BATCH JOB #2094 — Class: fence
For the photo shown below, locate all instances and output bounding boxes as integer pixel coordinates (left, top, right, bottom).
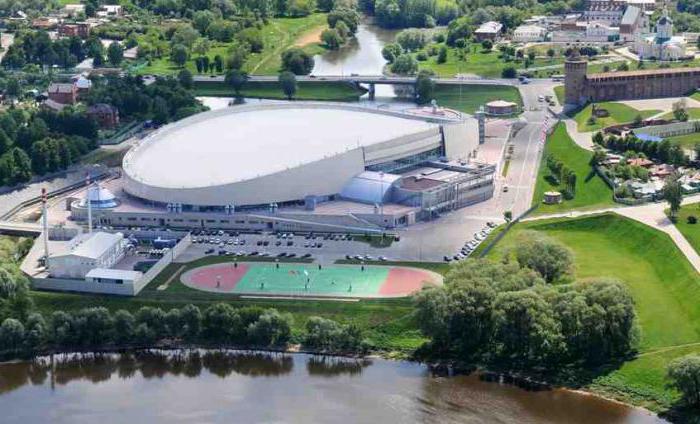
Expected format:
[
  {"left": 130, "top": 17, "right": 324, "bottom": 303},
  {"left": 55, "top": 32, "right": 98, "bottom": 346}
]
[
  {"left": 133, "top": 233, "right": 192, "bottom": 294},
  {"left": 99, "top": 121, "right": 144, "bottom": 146}
]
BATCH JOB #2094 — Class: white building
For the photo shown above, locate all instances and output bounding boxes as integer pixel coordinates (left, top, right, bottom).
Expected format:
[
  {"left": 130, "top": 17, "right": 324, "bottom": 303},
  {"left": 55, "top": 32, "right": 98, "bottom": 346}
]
[
  {"left": 474, "top": 21, "right": 503, "bottom": 41},
  {"left": 49, "top": 232, "right": 128, "bottom": 279},
  {"left": 513, "top": 25, "right": 548, "bottom": 42},
  {"left": 585, "top": 21, "right": 619, "bottom": 40},
  {"left": 85, "top": 268, "right": 143, "bottom": 286},
  {"left": 634, "top": 9, "right": 687, "bottom": 61},
  {"left": 97, "top": 5, "right": 123, "bottom": 17},
  {"left": 62, "top": 4, "right": 85, "bottom": 16}
]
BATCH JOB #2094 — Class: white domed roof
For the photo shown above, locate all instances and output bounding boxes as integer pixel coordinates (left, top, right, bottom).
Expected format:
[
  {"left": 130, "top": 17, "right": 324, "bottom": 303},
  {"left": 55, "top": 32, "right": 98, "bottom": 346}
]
[{"left": 81, "top": 185, "right": 119, "bottom": 208}]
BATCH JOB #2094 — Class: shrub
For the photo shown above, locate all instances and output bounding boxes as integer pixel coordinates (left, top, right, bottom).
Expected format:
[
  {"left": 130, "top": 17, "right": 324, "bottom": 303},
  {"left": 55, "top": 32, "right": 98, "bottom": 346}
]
[{"left": 688, "top": 215, "right": 697, "bottom": 224}]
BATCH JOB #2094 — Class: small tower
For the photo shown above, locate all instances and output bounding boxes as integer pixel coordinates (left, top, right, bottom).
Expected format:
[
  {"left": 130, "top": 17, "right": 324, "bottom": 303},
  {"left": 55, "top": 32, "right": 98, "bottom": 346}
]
[
  {"left": 564, "top": 49, "right": 588, "bottom": 106},
  {"left": 656, "top": 7, "right": 673, "bottom": 43}
]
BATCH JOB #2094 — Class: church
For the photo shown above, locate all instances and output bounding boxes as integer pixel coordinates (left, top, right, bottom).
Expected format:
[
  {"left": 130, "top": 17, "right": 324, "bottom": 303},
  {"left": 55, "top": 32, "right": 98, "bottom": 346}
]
[{"left": 633, "top": 9, "right": 687, "bottom": 61}]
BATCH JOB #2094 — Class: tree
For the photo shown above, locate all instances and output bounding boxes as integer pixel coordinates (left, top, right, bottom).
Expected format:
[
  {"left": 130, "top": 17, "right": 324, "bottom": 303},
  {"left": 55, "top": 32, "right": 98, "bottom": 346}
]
[
  {"left": 279, "top": 71, "right": 297, "bottom": 100},
  {"left": 501, "top": 66, "right": 517, "bottom": 78},
  {"left": 664, "top": 172, "right": 683, "bottom": 220},
  {"left": 382, "top": 43, "right": 403, "bottom": 63},
  {"left": 514, "top": 231, "right": 573, "bottom": 283},
  {"left": 321, "top": 29, "right": 343, "bottom": 50},
  {"left": 23, "top": 312, "right": 47, "bottom": 351},
  {"left": 113, "top": 309, "right": 135, "bottom": 344},
  {"left": 171, "top": 44, "right": 189, "bottom": 68},
  {"left": 107, "top": 42, "right": 123, "bottom": 67},
  {"left": 74, "top": 307, "right": 113, "bottom": 346},
  {"left": 390, "top": 54, "right": 418, "bottom": 75},
  {"left": 281, "top": 48, "right": 314, "bottom": 75},
  {"left": 415, "top": 70, "right": 435, "bottom": 104},
  {"left": 225, "top": 69, "right": 249, "bottom": 96},
  {"left": 177, "top": 69, "right": 193, "bottom": 89},
  {"left": 247, "top": 309, "right": 293, "bottom": 347},
  {"left": 0, "top": 318, "right": 25, "bottom": 353},
  {"left": 396, "top": 29, "right": 428, "bottom": 52},
  {"left": 237, "top": 28, "right": 264, "bottom": 53},
  {"left": 547, "top": 48, "right": 555, "bottom": 61},
  {"left": 0, "top": 267, "right": 33, "bottom": 322},
  {"left": 180, "top": 304, "right": 202, "bottom": 341},
  {"left": 481, "top": 39, "right": 493, "bottom": 51},
  {"left": 328, "top": 7, "right": 360, "bottom": 34},
  {"left": 437, "top": 45, "right": 448, "bottom": 64},
  {"left": 668, "top": 355, "right": 700, "bottom": 407},
  {"left": 202, "top": 303, "right": 242, "bottom": 342}
]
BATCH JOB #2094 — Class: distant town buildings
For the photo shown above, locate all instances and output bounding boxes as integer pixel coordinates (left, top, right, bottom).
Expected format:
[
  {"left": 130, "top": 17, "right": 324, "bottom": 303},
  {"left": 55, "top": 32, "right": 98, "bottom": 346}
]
[
  {"left": 58, "top": 22, "right": 91, "bottom": 38},
  {"left": 584, "top": 0, "right": 626, "bottom": 24},
  {"left": 620, "top": 5, "right": 644, "bottom": 41}
]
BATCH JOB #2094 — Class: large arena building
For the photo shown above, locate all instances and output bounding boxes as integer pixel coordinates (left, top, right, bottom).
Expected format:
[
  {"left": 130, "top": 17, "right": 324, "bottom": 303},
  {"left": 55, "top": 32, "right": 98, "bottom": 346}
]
[{"left": 70, "top": 103, "right": 495, "bottom": 233}]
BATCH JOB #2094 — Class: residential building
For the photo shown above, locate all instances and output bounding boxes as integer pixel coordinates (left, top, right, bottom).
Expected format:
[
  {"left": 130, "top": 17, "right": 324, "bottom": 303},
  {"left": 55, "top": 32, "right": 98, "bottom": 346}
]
[
  {"left": 513, "top": 25, "right": 548, "bottom": 42},
  {"left": 474, "top": 21, "right": 503, "bottom": 41},
  {"left": 87, "top": 103, "right": 120, "bottom": 128},
  {"left": 47, "top": 83, "right": 77, "bottom": 105},
  {"left": 58, "top": 22, "right": 90, "bottom": 38}
]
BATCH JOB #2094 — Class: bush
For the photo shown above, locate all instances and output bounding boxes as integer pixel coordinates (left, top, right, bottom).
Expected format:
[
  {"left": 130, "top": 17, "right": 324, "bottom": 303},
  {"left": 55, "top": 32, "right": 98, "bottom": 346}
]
[
  {"left": 501, "top": 66, "right": 517, "bottom": 78},
  {"left": 416, "top": 52, "right": 428, "bottom": 61},
  {"left": 688, "top": 215, "right": 697, "bottom": 224}
]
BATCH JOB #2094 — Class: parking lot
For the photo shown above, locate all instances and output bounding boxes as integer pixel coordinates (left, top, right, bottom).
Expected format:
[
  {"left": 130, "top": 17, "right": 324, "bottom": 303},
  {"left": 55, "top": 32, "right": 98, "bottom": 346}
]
[{"left": 176, "top": 230, "right": 403, "bottom": 265}]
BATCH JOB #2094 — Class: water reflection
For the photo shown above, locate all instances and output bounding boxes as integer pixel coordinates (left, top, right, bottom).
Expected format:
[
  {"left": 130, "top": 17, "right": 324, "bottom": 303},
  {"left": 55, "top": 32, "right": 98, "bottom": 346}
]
[{"left": 0, "top": 350, "right": 668, "bottom": 424}]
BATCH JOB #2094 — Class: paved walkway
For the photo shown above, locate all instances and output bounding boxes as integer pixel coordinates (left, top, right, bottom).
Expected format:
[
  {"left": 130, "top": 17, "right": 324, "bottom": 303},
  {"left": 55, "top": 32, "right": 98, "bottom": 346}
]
[
  {"left": 524, "top": 194, "right": 700, "bottom": 274},
  {"left": 562, "top": 117, "right": 596, "bottom": 151}
]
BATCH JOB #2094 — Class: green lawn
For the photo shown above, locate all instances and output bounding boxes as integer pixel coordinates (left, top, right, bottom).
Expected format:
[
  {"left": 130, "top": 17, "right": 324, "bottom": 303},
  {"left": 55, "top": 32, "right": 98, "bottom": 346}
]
[
  {"left": 532, "top": 123, "right": 616, "bottom": 214},
  {"left": 672, "top": 206, "right": 700, "bottom": 254},
  {"left": 415, "top": 46, "right": 564, "bottom": 79},
  {"left": 554, "top": 85, "right": 564, "bottom": 104},
  {"left": 660, "top": 108, "right": 700, "bottom": 121},
  {"left": 192, "top": 80, "right": 366, "bottom": 101},
  {"left": 664, "top": 132, "right": 700, "bottom": 149},
  {"left": 486, "top": 213, "right": 700, "bottom": 411},
  {"left": 432, "top": 84, "right": 522, "bottom": 114},
  {"left": 135, "top": 14, "right": 328, "bottom": 77},
  {"left": 574, "top": 102, "right": 661, "bottom": 132}
]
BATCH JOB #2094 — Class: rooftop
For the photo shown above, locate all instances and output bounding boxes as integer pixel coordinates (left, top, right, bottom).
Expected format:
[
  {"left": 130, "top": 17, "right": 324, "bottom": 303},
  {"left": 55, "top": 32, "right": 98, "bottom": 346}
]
[
  {"left": 123, "top": 104, "right": 440, "bottom": 190},
  {"left": 52, "top": 231, "right": 123, "bottom": 260}
]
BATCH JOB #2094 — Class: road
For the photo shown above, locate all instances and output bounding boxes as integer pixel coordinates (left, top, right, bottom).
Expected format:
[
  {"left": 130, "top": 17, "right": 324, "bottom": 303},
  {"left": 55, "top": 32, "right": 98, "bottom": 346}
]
[{"left": 193, "top": 74, "right": 517, "bottom": 86}]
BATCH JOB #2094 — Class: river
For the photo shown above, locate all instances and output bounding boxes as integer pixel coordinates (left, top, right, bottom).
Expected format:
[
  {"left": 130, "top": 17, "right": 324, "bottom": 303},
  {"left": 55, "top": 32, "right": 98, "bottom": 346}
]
[
  {"left": 312, "top": 23, "right": 401, "bottom": 99},
  {"left": 0, "top": 350, "right": 666, "bottom": 424}
]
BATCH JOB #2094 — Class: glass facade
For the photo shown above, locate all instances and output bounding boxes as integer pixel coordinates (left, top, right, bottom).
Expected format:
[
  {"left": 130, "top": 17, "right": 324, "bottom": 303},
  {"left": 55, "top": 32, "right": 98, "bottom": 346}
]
[{"left": 366, "top": 146, "right": 444, "bottom": 174}]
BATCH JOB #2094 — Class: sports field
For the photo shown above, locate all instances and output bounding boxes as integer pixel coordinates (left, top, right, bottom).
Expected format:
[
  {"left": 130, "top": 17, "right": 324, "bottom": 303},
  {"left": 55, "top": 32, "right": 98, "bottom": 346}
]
[{"left": 180, "top": 262, "right": 442, "bottom": 298}]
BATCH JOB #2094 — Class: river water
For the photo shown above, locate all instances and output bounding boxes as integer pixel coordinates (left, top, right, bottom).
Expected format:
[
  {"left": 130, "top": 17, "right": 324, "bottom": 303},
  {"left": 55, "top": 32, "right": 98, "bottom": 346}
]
[{"left": 0, "top": 350, "right": 666, "bottom": 424}]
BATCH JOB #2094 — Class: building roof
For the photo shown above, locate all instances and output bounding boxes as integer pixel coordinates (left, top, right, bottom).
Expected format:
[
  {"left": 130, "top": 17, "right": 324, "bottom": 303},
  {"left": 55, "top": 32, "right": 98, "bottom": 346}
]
[
  {"left": 86, "top": 268, "right": 143, "bottom": 281},
  {"left": 475, "top": 21, "right": 503, "bottom": 34},
  {"left": 53, "top": 231, "right": 123, "bottom": 260},
  {"left": 340, "top": 171, "right": 401, "bottom": 204},
  {"left": 620, "top": 5, "right": 641, "bottom": 26},
  {"left": 123, "top": 104, "right": 440, "bottom": 190},
  {"left": 48, "top": 83, "right": 75, "bottom": 94}
]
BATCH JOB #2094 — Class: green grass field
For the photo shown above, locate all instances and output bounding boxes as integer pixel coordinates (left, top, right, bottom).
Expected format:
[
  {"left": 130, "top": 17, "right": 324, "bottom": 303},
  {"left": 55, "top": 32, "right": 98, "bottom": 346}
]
[
  {"left": 192, "top": 80, "right": 366, "bottom": 101},
  {"left": 671, "top": 205, "right": 700, "bottom": 254},
  {"left": 663, "top": 132, "right": 700, "bottom": 149},
  {"left": 432, "top": 84, "right": 522, "bottom": 114},
  {"left": 486, "top": 213, "right": 700, "bottom": 411},
  {"left": 531, "top": 123, "right": 616, "bottom": 214},
  {"left": 136, "top": 14, "right": 327, "bottom": 77},
  {"left": 554, "top": 85, "right": 564, "bottom": 104},
  {"left": 574, "top": 102, "right": 661, "bottom": 132},
  {"left": 660, "top": 108, "right": 700, "bottom": 121},
  {"left": 414, "top": 47, "right": 565, "bottom": 78}
]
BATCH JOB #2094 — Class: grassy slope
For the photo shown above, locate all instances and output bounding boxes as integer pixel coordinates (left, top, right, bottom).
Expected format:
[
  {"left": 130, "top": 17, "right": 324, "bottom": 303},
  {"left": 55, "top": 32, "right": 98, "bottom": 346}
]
[
  {"left": 415, "top": 47, "right": 564, "bottom": 79},
  {"left": 664, "top": 132, "right": 700, "bottom": 149},
  {"left": 487, "top": 213, "right": 700, "bottom": 410},
  {"left": 660, "top": 108, "right": 700, "bottom": 120},
  {"left": 574, "top": 102, "right": 661, "bottom": 132},
  {"left": 672, "top": 206, "right": 700, "bottom": 253},
  {"left": 29, "top": 255, "right": 452, "bottom": 355},
  {"left": 431, "top": 84, "right": 522, "bottom": 114},
  {"left": 554, "top": 85, "right": 564, "bottom": 104},
  {"left": 531, "top": 123, "right": 615, "bottom": 214},
  {"left": 192, "top": 80, "right": 365, "bottom": 101},
  {"left": 136, "top": 14, "right": 327, "bottom": 77}
]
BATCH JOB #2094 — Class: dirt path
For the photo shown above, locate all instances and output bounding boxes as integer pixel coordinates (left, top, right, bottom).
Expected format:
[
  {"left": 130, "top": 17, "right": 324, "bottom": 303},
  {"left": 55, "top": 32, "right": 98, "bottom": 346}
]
[{"left": 295, "top": 26, "right": 324, "bottom": 47}]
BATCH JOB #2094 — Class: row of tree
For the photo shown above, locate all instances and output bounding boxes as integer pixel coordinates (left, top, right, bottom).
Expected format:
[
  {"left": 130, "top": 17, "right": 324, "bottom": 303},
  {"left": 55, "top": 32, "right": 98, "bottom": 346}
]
[
  {"left": 592, "top": 132, "right": 687, "bottom": 166},
  {"left": 415, "top": 233, "right": 638, "bottom": 367},
  {"left": 0, "top": 302, "right": 368, "bottom": 357},
  {"left": 545, "top": 154, "right": 577, "bottom": 199}
]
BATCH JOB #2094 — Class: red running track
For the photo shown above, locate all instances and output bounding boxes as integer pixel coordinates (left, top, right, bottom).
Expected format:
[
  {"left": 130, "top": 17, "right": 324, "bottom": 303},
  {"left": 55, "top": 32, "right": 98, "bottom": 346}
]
[
  {"left": 379, "top": 267, "right": 437, "bottom": 296},
  {"left": 186, "top": 264, "right": 250, "bottom": 291}
]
